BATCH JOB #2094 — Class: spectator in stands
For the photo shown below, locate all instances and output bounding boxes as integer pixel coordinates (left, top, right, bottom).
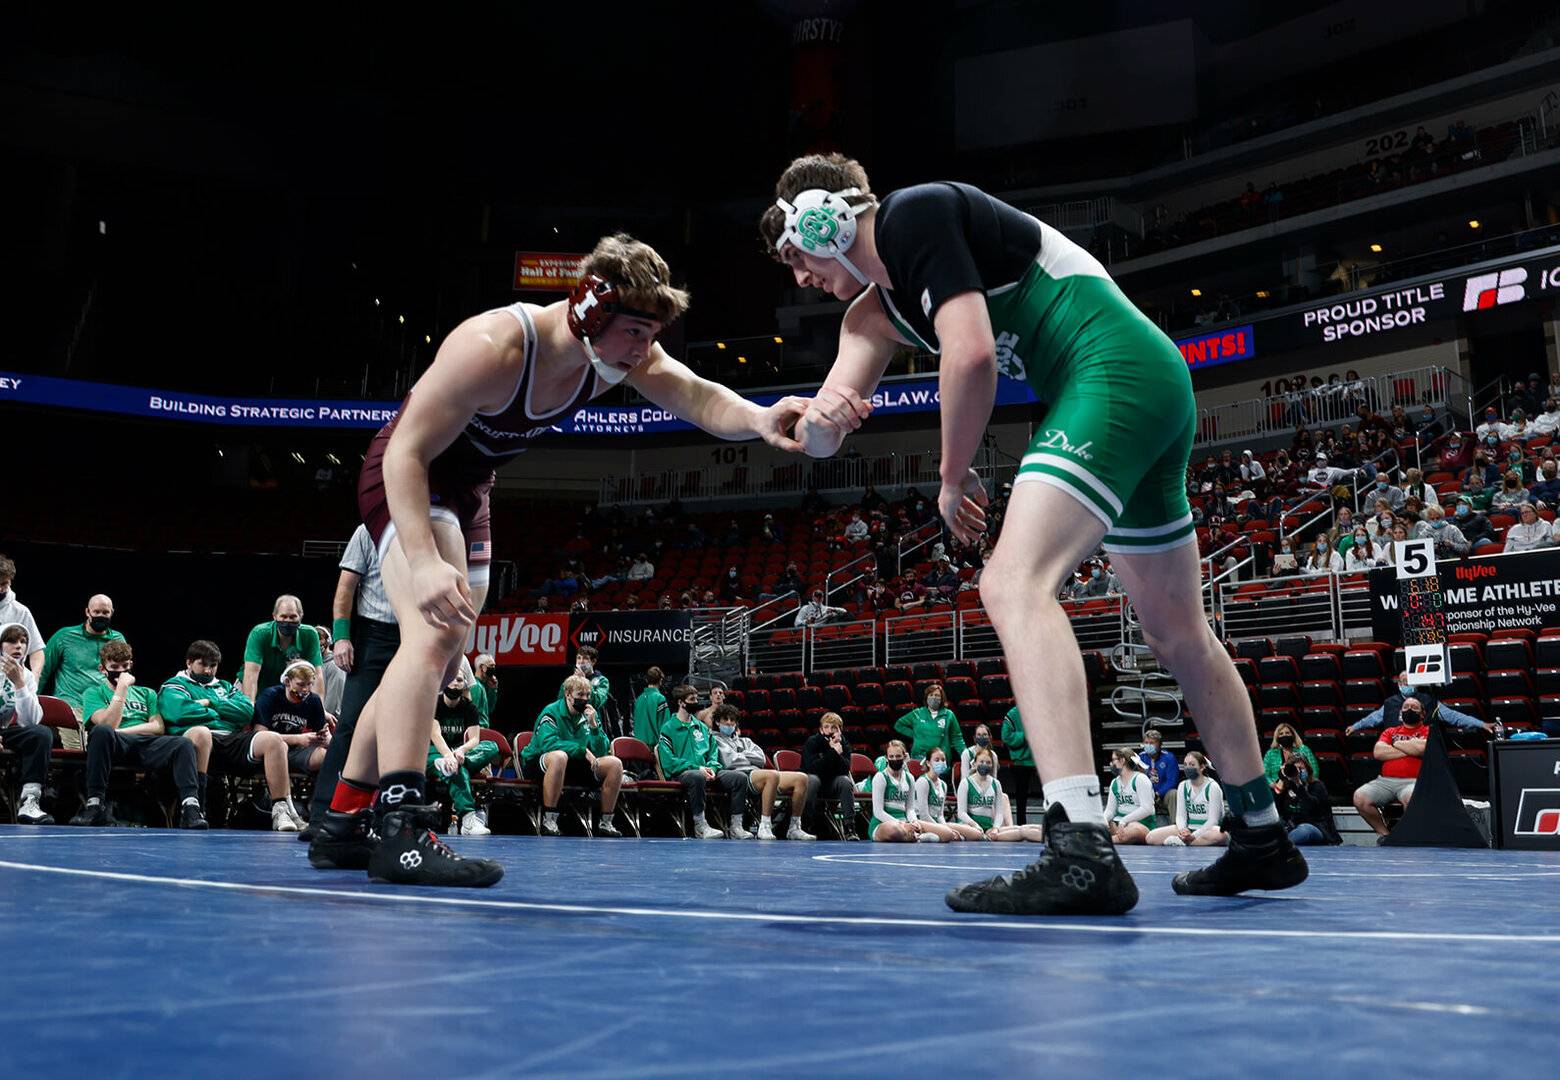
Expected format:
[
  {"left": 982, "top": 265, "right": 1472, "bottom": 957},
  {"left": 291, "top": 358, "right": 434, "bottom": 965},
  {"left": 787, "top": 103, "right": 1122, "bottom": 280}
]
[
  {"left": 560, "top": 646, "right": 610, "bottom": 710},
  {"left": 1328, "top": 507, "right": 1359, "bottom": 552},
  {"left": 1505, "top": 502, "right": 1555, "bottom": 553},
  {"left": 710, "top": 703, "right": 814, "bottom": 840},
  {"left": 1368, "top": 473, "right": 1405, "bottom": 511},
  {"left": 1135, "top": 729, "right": 1180, "bottom": 818},
  {"left": 541, "top": 566, "right": 581, "bottom": 598},
  {"left": 959, "top": 722, "right": 994, "bottom": 779},
  {"left": 1276, "top": 752, "right": 1339, "bottom": 846},
  {"left": 466, "top": 653, "right": 498, "bottom": 727},
  {"left": 958, "top": 745, "right": 1043, "bottom": 841},
  {"left": 860, "top": 482, "right": 887, "bottom": 515},
  {"left": 72, "top": 639, "right": 206, "bottom": 829},
  {"left": 1489, "top": 468, "right": 1531, "bottom": 512},
  {"left": 895, "top": 682, "right": 966, "bottom": 763},
  {"left": 429, "top": 669, "right": 501, "bottom": 837},
  {"left": 312, "top": 625, "right": 347, "bottom": 717},
  {"left": 1417, "top": 505, "right": 1470, "bottom": 559},
  {"left": 1302, "top": 532, "right": 1342, "bottom": 576},
  {"left": 159, "top": 640, "right": 302, "bottom": 832},
  {"left": 1506, "top": 445, "right": 1535, "bottom": 485},
  {"left": 534, "top": 597, "right": 552, "bottom": 613},
  {"left": 1380, "top": 522, "right": 1412, "bottom": 565},
  {"left": 677, "top": 522, "right": 707, "bottom": 550},
  {"left": 922, "top": 556, "right": 961, "bottom": 603},
  {"left": 0, "top": 623, "right": 53, "bottom": 823},
  {"left": 843, "top": 510, "right": 869, "bottom": 543},
  {"left": 1105, "top": 750, "right": 1155, "bottom": 844},
  {"left": 0, "top": 560, "right": 45, "bottom": 683},
  {"left": 1476, "top": 408, "right": 1512, "bottom": 442},
  {"left": 40, "top": 594, "right": 125, "bottom": 717},
  {"left": 1516, "top": 375, "right": 1544, "bottom": 418},
  {"left": 1533, "top": 398, "right": 1560, "bottom": 438},
  {"left": 869, "top": 740, "right": 928, "bottom": 842},
  {"left": 775, "top": 562, "right": 806, "bottom": 598},
  {"left": 795, "top": 589, "right": 845, "bottom": 628},
  {"left": 1263, "top": 723, "right": 1320, "bottom": 793},
  {"left": 1303, "top": 452, "right": 1359, "bottom": 494},
  {"left": 1508, "top": 411, "right": 1535, "bottom": 443},
  {"left": 1354, "top": 695, "right": 1430, "bottom": 840},
  {"left": 1460, "top": 462, "right": 1493, "bottom": 508},
  {"left": 631, "top": 666, "right": 668, "bottom": 747},
  {"left": 1437, "top": 431, "right": 1472, "bottom": 474},
  {"left": 1401, "top": 468, "right": 1438, "bottom": 509},
  {"left": 1271, "top": 536, "right": 1299, "bottom": 576},
  {"left": 895, "top": 587, "right": 927, "bottom": 613},
  {"left": 801, "top": 711, "right": 856, "bottom": 836},
  {"left": 1344, "top": 529, "right": 1385, "bottom": 571},
  {"left": 720, "top": 519, "right": 743, "bottom": 548},
  {"left": 1147, "top": 752, "right": 1224, "bottom": 847},
  {"left": 655, "top": 683, "right": 724, "bottom": 839},
  {"left": 1347, "top": 670, "right": 1488, "bottom": 737},
  {"left": 998, "top": 706, "right": 1035, "bottom": 825},
  {"left": 241, "top": 595, "right": 324, "bottom": 703},
  {"left": 252, "top": 659, "right": 330, "bottom": 781},
  {"left": 760, "top": 513, "right": 784, "bottom": 545},
  {"left": 1530, "top": 460, "right": 1560, "bottom": 507},
  {"left": 912, "top": 746, "right": 967, "bottom": 841},
  {"left": 1239, "top": 449, "right": 1266, "bottom": 490},
  {"left": 1454, "top": 498, "right": 1497, "bottom": 549},
  {"left": 523, "top": 674, "right": 625, "bottom": 838}
]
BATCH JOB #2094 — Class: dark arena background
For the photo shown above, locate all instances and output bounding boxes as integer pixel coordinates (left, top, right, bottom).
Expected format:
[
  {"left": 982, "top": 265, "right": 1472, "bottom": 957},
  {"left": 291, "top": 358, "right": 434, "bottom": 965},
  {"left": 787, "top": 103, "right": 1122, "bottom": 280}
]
[{"left": 5, "top": 3, "right": 1560, "bottom": 1077}]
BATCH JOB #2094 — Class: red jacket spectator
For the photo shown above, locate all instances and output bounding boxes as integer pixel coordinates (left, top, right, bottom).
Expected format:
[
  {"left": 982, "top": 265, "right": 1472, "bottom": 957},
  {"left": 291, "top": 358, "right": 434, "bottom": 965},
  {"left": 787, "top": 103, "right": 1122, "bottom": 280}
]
[{"left": 1437, "top": 434, "right": 1473, "bottom": 473}]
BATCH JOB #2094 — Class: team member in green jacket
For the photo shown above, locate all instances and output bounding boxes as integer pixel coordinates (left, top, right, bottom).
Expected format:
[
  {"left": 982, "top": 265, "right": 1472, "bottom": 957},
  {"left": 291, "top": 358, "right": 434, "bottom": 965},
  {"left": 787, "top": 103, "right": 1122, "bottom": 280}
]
[
  {"left": 558, "top": 646, "right": 611, "bottom": 711},
  {"left": 468, "top": 653, "right": 499, "bottom": 726},
  {"left": 429, "top": 669, "right": 501, "bottom": 837},
  {"left": 632, "top": 665, "right": 670, "bottom": 746},
  {"left": 656, "top": 683, "right": 724, "bottom": 840},
  {"left": 40, "top": 594, "right": 125, "bottom": 715},
  {"left": 522, "top": 673, "right": 624, "bottom": 837},
  {"left": 241, "top": 595, "right": 325, "bottom": 703},
  {"left": 159, "top": 639, "right": 303, "bottom": 831},
  {"left": 1000, "top": 705, "right": 1037, "bottom": 825},
  {"left": 893, "top": 682, "right": 966, "bottom": 761},
  {"left": 71, "top": 639, "right": 207, "bottom": 829}
]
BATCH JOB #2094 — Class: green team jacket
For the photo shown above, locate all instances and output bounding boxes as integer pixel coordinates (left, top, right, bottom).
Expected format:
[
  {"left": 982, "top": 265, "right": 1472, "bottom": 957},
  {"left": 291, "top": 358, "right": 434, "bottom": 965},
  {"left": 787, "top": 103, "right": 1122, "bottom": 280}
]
[
  {"left": 41, "top": 624, "right": 126, "bottom": 708},
  {"left": 158, "top": 672, "right": 254, "bottom": 735},
  {"left": 894, "top": 706, "right": 966, "bottom": 760},
  {"left": 522, "top": 698, "right": 608, "bottom": 768},
  {"left": 657, "top": 713, "right": 720, "bottom": 777},
  {"left": 1001, "top": 706, "right": 1034, "bottom": 767},
  {"left": 469, "top": 680, "right": 498, "bottom": 726},
  {"left": 559, "top": 672, "right": 611, "bottom": 712},
  {"left": 632, "top": 686, "right": 668, "bottom": 747}
]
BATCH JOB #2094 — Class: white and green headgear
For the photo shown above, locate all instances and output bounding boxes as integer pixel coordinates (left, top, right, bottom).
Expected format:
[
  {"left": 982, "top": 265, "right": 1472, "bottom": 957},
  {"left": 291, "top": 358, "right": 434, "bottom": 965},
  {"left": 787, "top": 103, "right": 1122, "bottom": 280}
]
[{"left": 774, "top": 187, "right": 871, "bottom": 286}]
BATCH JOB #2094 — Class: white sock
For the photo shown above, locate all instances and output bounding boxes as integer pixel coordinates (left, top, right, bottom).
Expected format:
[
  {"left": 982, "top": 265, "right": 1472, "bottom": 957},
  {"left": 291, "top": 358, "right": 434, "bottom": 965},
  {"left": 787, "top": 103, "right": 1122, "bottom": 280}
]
[
  {"left": 182, "top": 797, "right": 200, "bottom": 808},
  {"left": 1243, "top": 803, "right": 1281, "bottom": 827},
  {"left": 85, "top": 796, "right": 103, "bottom": 807},
  {"left": 694, "top": 813, "right": 708, "bottom": 828},
  {"left": 543, "top": 810, "right": 559, "bottom": 825},
  {"left": 1043, "top": 775, "right": 1106, "bottom": 826},
  {"left": 21, "top": 783, "right": 41, "bottom": 801},
  {"left": 731, "top": 811, "right": 744, "bottom": 831},
  {"left": 761, "top": 815, "right": 773, "bottom": 828}
]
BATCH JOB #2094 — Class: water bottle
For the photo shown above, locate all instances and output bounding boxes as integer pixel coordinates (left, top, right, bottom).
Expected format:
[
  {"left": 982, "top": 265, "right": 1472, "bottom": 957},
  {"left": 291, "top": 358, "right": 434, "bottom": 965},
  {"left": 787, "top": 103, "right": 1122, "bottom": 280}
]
[{"left": 1493, "top": 717, "right": 1507, "bottom": 740}]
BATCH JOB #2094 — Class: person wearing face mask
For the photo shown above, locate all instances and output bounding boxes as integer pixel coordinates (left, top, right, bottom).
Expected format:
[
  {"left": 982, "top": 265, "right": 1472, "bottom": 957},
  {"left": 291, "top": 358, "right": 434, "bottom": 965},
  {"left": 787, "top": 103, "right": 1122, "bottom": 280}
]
[
  {"left": 1529, "top": 459, "right": 1560, "bottom": 508},
  {"left": 1343, "top": 529, "right": 1383, "bottom": 571},
  {"left": 1476, "top": 409, "right": 1512, "bottom": 442},
  {"left": 0, "top": 623, "right": 54, "bottom": 823},
  {"left": 1452, "top": 497, "right": 1497, "bottom": 549},
  {"left": 1533, "top": 398, "right": 1560, "bottom": 438},
  {"left": 870, "top": 740, "right": 931, "bottom": 842},
  {"left": 999, "top": 706, "right": 1036, "bottom": 825},
  {"left": 425, "top": 669, "right": 500, "bottom": 836},
  {"left": 1399, "top": 467, "right": 1437, "bottom": 510},
  {"left": 1364, "top": 497, "right": 1395, "bottom": 539},
  {"left": 253, "top": 661, "right": 332, "bottom": 781},
  {"left": 958, "top": 746, "right": 1045, "bottom": 842},
  {"left": 1504, "top": 501, "right": 1555, "bottom": 553},
  {"left": 159, "top": 640, "right": 305, "bottom": 832},
  {"left": 1413, "top": 505, "right": 1470, "bottom": 558},
  {"left": 655, "top": 684, "right": 726, "bottom": 840},
  {"left": 1148, "top": 752, "right": 1225, "bottom": 847},
  {"left": 1103, "top": 750, "right": 1155, "bottom": 844},
  {"left": 1261, "top": 724, "right": 1319, "bottom": 792},
  {"left": 1134, "top": 729, "right": 1180, "bottom": 819},
  {"left": 0, "top": 556, "right": 45, "bottom": 681},
  {"left": 1271, "top": 535, "right": 1299, "bottom": 576},
  {"left": 241, "top": 595, "right": 323, "bottom": 704},
  {"left": 710, "top": 703, "right": 815, "bottom": 840},
  {"left": 913, "top": 748, "right": 968, "bottom": 841},
  {"left": 894, "top": 682, "right": 966, "bottom": 763},
  {"left": 523, "top": 674, "right": 625, "bottom": 839},
  {"left": 1353, "top": 696, "right": 1430, "bottom": 839},
  {"left": 960, "top": 723, "right": 996, "bottom": 779},
  {"left": 1347, "top": 670, "right": 1488, "bottom": 736},
  {"left": 1276, "top": 754, "right": 1340, "bottom": 846},
  {"left": 1490, "top": 469, "right": 1531, "bottom": 512},
  {"left": 1369, "top": 474, "right": 1406, "bottom": 515},
  {"left": 39, "top": 593, "right": 126, "bottom": 718},
  {"left": 558, "top": 646, "right": 610, "bottom": 713},
  {"left": 1301, "top": 532, "right": 1342, "bottom": 576},
  {"left": 1436, "top": 431, "right": 1472, "bottom": 473},
  {"left": 73, "top": 639, "right": 206, "bottom": 829}
]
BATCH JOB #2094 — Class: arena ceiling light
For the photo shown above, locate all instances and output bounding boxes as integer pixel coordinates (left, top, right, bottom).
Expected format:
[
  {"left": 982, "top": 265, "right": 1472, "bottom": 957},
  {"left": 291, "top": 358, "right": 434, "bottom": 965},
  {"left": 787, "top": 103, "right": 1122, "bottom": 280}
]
[
  {"left": 738, "top": 355, "right": 748, "bottom": 364},
  {"left": 1255, "top": 290, "right": 1270, "bottom": 299},
  {"left": 397, "top": 314, "right": 405, "bottom": 324},
  {"left": 1189, "top": 288, "right": 1202, "bottom": 297},
  {"left": 773, "top": 336, "right": 784, "bottom": 344},
  {"left": 716, "top": 341, "right": 727, "bottom": 350},
  {"left": 424, "top": 334, "right": 431, "bottom": 344},
  {"left": 1468, "top": 219, "right": 1481, "bottom": 229},
  {"left": 1369, "top": 243, "right": 1383, "bottom": 253}
]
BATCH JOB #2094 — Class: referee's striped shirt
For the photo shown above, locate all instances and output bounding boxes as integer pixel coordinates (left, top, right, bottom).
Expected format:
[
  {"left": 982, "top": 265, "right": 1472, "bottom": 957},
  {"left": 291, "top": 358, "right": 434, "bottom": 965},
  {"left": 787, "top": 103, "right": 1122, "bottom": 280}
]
[{"left": 342, "top": 525, "right": 398, "bottom": 625}]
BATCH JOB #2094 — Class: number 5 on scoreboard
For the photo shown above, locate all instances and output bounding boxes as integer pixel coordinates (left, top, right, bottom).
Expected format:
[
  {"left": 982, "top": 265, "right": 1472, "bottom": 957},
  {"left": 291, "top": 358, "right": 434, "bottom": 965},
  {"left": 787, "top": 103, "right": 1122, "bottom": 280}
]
[{"left": 1394, "top": 538, "right": 1436, "bottom": 580}]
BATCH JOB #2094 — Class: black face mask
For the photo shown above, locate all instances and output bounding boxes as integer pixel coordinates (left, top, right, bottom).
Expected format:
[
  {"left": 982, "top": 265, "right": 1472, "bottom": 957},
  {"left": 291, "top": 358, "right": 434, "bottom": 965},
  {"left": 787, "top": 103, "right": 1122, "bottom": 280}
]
[
  {"left": 886, "top": 758, "right": 905, "bottom": 771},
  {"left": 189, "top": 670, "right": 215, "bottom": 685},
  {"left": 1278, "top": 735, "right": 1295, "bottom": 748},
  {"left": 88, "top": 616, "right": 112, "bottom": 634},
  {"left": 104, "top": 669, "right": 128, "bottom": 685},
  {"left": 276, "top": 621, "right": 299, "bottom": 638},
  {"left": 0, "top": 590, "right": 9, "bottom": 603}
]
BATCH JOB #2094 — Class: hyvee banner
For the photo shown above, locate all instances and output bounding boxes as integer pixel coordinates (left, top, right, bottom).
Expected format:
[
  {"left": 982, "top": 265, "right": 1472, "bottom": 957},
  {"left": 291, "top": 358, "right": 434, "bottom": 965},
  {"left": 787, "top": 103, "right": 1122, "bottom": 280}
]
[
  {"left": 1369, "top": 548, "right": 1560, "bottom": 644},
  {"left": 569, "top": 610, "right": 693, "bottom": 666},
  {"left": 471, "top": 613, "right": 569, "bottom": 666}
]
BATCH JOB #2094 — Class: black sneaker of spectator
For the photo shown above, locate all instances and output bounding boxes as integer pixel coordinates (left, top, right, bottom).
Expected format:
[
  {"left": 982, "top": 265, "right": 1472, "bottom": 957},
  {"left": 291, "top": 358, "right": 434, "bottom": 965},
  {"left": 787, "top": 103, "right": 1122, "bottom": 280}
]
[
  {"left": 1172, "top": 821, "right": 1308, "bottom": 896},
  {"left": 308, "top": 808, "right": 378, "bottom": 870},
  {"left": 367, "top": 805, "right": 504, "bottom": 888},
  {"left": 179, "top": 801, "right": 209, "bottom": 830},
  {"left": 69, "top": 801, "right": 111, "bottom": 827},
  {"left": 945, "top": 803, "right": 1139, "bottom": 916}
]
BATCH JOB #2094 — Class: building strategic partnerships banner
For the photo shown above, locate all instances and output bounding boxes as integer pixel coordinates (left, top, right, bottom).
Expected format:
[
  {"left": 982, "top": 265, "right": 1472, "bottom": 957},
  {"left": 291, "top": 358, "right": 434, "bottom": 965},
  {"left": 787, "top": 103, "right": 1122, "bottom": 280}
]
[{"left": 1368, "top": 548, "right": 1560, "bottom": 644}]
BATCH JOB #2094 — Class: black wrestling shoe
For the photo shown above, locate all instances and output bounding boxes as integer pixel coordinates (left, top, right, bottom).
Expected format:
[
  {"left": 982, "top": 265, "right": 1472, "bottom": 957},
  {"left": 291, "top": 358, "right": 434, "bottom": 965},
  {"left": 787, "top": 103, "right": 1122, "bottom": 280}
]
[
  {"left": 308, "top": 808, "right": 378, "bottom": 870},
  {"left": 367, "top": 804, "right": 504, "bottom": 888},
  {"left": 179, "top": 801, "right": 209, "bottom": 830},
  {"left": 1172, "top": 821, "right": 1309, "bottom": 896},
  {"left": 297, "top": 822, "right": 318, "bottom": 843},
  {"left": 945, "top": 803, "right": 1139, "bottom": 916},
  {"left": 69, "top": 801, "right": 111, "bottom": 827}
]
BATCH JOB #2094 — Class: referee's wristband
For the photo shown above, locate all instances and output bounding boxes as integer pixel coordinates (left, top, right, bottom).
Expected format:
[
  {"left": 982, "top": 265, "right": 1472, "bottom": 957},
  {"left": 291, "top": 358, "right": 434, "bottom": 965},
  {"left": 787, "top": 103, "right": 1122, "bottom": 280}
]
[{"left": 332, "top": 617, "right": 353, "bottom": 643}]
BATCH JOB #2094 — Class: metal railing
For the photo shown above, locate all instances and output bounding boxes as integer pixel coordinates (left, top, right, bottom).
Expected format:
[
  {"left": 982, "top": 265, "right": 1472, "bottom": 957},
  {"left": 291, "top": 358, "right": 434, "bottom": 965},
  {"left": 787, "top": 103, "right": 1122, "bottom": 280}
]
[
  {"left": 807, "top": 618, "right": 878, "bottom": 672},
  {"left": 823, "top": 551, "right": 876, "bottom": 607},
  {"left": 883, "top": 610, "right": 959, "bottom": 667},
  {"left": 599, "top": 449, "right": 944, "bottom": 506},
  {"left": 896, "top": 520, "right": 942, "bottom": 577},
  {"left": 1195, "top": 366, "right": 1460, "bottom": 449}
]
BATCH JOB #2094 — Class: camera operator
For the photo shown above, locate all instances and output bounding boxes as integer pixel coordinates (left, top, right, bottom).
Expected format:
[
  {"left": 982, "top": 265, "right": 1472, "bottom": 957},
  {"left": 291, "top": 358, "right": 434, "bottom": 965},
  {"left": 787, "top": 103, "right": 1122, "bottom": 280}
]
[{"left": 1278, "top": 755, "right": 1339, "bottom": 846}]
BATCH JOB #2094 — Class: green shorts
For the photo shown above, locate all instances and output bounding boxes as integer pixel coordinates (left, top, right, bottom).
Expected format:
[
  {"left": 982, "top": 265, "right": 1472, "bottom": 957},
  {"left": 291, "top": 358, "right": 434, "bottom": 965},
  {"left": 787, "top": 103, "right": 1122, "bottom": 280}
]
[
  {"left": 868, "top": 814, "right": 907, "bottom": 836},
  {"left": 1115, "top": 816, "right": 1155, "bottom": 831},
  {"left": 970, "top": 813, "right": 995, "bottom": 831},
  {"left": 991, "top": 259, "right": 1197, "bottom": 553}
]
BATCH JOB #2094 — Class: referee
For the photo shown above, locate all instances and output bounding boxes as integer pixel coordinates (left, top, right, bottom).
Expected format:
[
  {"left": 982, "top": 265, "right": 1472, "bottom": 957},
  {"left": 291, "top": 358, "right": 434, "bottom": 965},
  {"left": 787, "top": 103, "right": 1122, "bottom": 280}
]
[{"left": 302, "top": 523, "right": 400, "bottom": 840}]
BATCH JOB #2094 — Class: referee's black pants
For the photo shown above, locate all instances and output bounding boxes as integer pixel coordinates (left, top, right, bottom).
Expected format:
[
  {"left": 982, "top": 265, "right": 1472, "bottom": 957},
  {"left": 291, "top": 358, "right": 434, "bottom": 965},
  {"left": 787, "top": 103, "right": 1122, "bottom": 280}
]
[{"left": 309, "top": 617, "right": 400, "bottom": 820}]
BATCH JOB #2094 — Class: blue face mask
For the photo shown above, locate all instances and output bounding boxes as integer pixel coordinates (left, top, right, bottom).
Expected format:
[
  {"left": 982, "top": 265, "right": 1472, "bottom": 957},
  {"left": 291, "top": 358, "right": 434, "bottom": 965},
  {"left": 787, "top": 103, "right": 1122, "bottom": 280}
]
[
  {"left": 1091, "top": 568, "right": 1101, "bottom": 579},
  {"left": 718, "top": 724, "right": 735, "bottom": 737},
  {"left": 932, "top": 760, "right": 948, "bottom": 777},
  {"left": 1431, "top": 519, "right": 1445, "bottom": 529},
  {"left": 1456, "top": 505, "right": 1469, "bottom": 518}
]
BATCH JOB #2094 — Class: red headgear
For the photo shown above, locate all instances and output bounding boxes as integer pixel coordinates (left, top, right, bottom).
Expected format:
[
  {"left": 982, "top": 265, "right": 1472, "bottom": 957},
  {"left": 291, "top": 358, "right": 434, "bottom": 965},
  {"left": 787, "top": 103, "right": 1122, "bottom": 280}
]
[{"left": 566, "top": 273, "right": 658, "bottom": 343}]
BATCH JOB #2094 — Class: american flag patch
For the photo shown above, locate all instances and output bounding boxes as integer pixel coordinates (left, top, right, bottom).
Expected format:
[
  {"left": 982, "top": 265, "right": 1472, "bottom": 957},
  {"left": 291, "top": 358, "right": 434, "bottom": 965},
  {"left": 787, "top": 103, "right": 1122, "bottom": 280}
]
[{"left": 469, "top": 541, "right": 491, "bottom": 559}]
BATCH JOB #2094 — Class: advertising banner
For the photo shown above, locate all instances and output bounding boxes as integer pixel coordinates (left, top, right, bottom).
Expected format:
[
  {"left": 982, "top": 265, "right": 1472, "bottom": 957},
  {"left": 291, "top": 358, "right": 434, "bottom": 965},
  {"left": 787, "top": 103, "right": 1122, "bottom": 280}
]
[
  {"left": 1491, "top": 740, "right": 1560, "bottom": 850},
  {"left": 568, "top": 610, "right": 693, "bottom": 667},
  {"left": 471, "top": 613, "right": 570, "bottom": 667},
  {"left": 513, "top": 251, "right": 587, "bottom": 291},
  {"left": 1368, "top": 549, "right": 1560, "bottom": 644}
]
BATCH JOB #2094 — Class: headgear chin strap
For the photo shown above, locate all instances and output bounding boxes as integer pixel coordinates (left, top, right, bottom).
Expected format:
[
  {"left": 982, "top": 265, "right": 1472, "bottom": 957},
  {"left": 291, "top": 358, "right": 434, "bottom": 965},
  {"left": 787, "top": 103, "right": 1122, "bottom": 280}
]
[
  {"left": 775, "top": 187, "right": 871, "bottom": 286},
  {"left": 567, "top": 273, "right": 660, "bottom": 386}
]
